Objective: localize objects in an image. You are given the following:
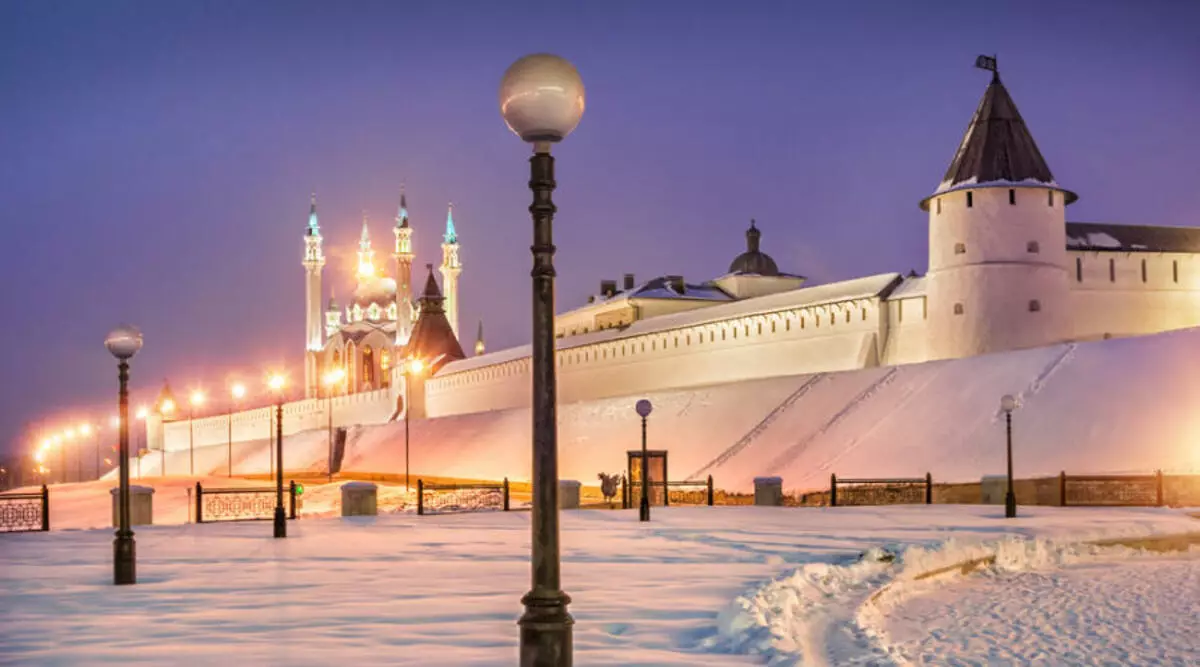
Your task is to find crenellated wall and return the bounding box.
[1068,251,1200,341]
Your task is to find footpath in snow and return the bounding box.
[1,505,1197,665]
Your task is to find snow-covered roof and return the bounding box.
[439,273,902,376]
[1065,222,1200,253]
[884,275,926,300]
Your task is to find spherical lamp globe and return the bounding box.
[499,53,585,143]
[1000,394,1018,413]
[105,324,144,360]
[635,399,653,418]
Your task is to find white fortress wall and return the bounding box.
[425,275,902,418]
[1068,251,1200,341]
[157,387,399,453]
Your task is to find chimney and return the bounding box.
[666,275,685,294]
[622,273,635,291]
[600,280,618,298]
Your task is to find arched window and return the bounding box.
[361,347,375,390]
[379,350,391,388]
[936,198,942,215]
[954,303,964,315]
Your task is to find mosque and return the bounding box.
[148,62,1200,455]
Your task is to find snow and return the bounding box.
[1065,231,1123,249]
[1,505,1195,665]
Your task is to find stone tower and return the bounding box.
[303,193,326,398]
[923,60,1077,361]
[393,187,415,346]
[439,203,462,339]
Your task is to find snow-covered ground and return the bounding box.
[122,327,1200,495]
[1,505,1196,665]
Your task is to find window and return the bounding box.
[1076,257,1083,282]
[1048,190,1054,207]
[954,303,964,315]
[757,323,763,335]
[771,321,776,333]
[1008,189,1016,205]
[1027,241,1040,254]
[966,191,973,208]
[1109,258,1116,282]
[1173,260,1179,284]
[954,243,966,255]
[1141,259,1147,283]
[1028,300,1041,312]
[936,198,942,214]
[845,311,851,323]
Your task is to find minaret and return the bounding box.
[922,57,1076,361]
[325,289,342,338]
[474,320,486,356]
[439,203,462,339]
[393,186,415,345]
[357,212,376,284]
[303,193,326,398]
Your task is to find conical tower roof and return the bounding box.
[921,67,1076,210]
[403,264,465,368]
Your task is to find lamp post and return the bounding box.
[188,390,205,477]
[403,358,425,491]
[268,374,287,538]
[635,399,653,521]
[80,423,95,481]
[500,52,586,667]
[105,323,143,585]
[64,428,78,482]
[1000,394,1018,519]
[323,369,345,483]
[51,436,63,485]
[160,398,175,476]
[136,406,148,480]
[229,383,245,478]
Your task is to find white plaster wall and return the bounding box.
[427,299,884,418]
[927,186,1069,360]
[1068,252,1200,341]
[880,297,929,366]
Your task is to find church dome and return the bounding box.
[353,277,397,307]
[728,220,780,276]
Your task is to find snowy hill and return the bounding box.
[133,327,1200,493]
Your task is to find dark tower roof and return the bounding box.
[728,219,780,276]
[403,264,465,368]
[921,67,1076,210]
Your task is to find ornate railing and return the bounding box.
[1060,471,1163,507]
[623,476,715,508]
[417,479,509,515]
[195,481,298,523]
[0,485,49,533]
[830,473,932,507]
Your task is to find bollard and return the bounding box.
[1059,471,1067,506]
[830,473,838,507]
[925,472,933,505]
[417,479,424,516]
[289,481,297,520]
[195,482,203,523]
[40,484,50,532]
[503,478,510,511]
[706,475,714,506]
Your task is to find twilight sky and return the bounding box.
[1,0,1198,457]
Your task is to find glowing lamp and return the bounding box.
[79,424,92,436]
[231,383,247,400]
[267,374,286,392]
[323,368,346,386]
[499,54,586,144]
[136,406,149,420]
[189,390,206,407]
[110,416,121,428]
[161,398,176,415]
[104,324,144,360]
[65,428,76,440]
[34,450,44,464]
[408,358,425,375]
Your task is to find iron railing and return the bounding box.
[0,485,49,533]
[1059,470,1163,507]
[417,479,510,515]
[195,481,298,523]
[830,473,932,507]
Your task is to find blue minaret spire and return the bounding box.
[397,183,410,229]
[444,203,457,244]
[307,192,320,235]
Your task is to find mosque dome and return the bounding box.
[728,220,780,276]
[353,277,397,307]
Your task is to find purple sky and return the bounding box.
[2,0,1198,457]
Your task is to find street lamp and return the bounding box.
[136,406,149,480]
[267,373,287,538]
[403,358,424,491]
[64,428,77,482]
[51,435,64,484]
[229,383,246,478]
[635,399,653,522]
[323,368,345,483]
[160,398,175,476]
[188,390,205,476]
[499,52,585,667]
[80,423,98,481]
[105,323,143,585]
[1000,394,1018,519]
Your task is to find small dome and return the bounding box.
[353,277,397,307]
[728,220,780,276]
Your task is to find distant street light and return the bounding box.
[228,383,246,478]
[323,369,345,483]
[499,51,585,666]
[105,323,144,585]
[635,399,653,522]
[267,373,287,538]
[403,358,425,491]
[188,390,205,476]
[135,407,149,480]
[1000,394,1018,519]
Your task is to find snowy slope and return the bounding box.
[127,327,1200,492]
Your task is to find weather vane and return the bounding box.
[974,54,999,82]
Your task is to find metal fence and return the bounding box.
[195,481,298,523]
[417,479,510,515]
[0,485,49,533]
[830,473,933,507]
[1060,471,1164,507]
[622,476,715,508]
